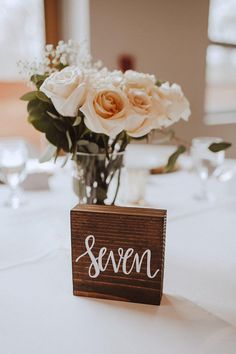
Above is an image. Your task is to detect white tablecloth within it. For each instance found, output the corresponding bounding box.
[0,145,236,354]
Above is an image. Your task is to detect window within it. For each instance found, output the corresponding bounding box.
[205,0,236,124]
[0,0,45,146]
[0,0,45,81]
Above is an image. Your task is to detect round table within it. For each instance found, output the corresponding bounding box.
[0,145,236,354]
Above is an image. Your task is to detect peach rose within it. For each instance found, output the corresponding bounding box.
[123,70,157,137]
[80,87,129,137]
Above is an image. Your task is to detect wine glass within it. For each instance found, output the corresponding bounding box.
[191,137,225,201]
[0,138,28,209]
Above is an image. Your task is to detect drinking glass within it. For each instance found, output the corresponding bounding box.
[191,137,225,201]
[0,138,28,208]
[120,167,149,205]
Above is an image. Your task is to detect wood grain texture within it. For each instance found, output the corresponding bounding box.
[71,205,166,306]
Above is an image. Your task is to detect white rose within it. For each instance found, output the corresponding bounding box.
[40,66,88,117]
[153,82,191,128]
[80,87,129,138]
[124,70,156,91]
[123,70,157,137]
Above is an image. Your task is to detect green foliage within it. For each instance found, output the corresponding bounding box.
[87,142,99,154]
[36,91,51,102]
[208,142,232,153]
[77,140,89,146]
[30,74,49,89]
[76,141,100,154]
[164,145,186,173]
[20,90,50,103]
[26,96,78,153]
[20,91,38,101]
[96,187,108,203]
[66,130,72,150]
[156,80,162,87]
[56,62,68,71]
[73,116,82,126]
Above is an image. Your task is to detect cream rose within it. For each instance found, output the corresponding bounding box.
[123,70,158,137]
[80,87,129,137]
[40,66,87,117]
[124,114,155,137]
[152,82,191,128]
[124,70,156,90]
[126,88,152,115]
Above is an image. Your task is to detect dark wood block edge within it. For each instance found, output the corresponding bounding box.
[71,204,166,218]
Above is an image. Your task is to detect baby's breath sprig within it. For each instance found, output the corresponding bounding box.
[18,39,103,84]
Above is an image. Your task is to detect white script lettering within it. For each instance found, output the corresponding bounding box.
[75,235,160,279]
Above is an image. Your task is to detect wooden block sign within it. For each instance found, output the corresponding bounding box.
[70,205,166,305]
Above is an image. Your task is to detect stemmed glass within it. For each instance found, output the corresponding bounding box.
[191,137,225,201]
[0,138,28,209]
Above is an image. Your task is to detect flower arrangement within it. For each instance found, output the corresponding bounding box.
[20,40,193,204]
[20,40,191,159]
[21,40,232,204]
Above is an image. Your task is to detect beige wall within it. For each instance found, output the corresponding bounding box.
[90,0,236,156]
[0,83,42,151]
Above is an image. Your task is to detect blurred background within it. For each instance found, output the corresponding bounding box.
[0,0,235,155]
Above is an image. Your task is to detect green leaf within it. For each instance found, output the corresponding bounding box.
[36,91,50,103]
[97,187,107,202]
[25,95,69,152]
[73,116,82,126]
[208,142,232,153]
[164,145,186,173]
[46,111,60,119]
[56,63,68,71]
[45,126,69,152]
[77,145,87,153]
[27,113,50,133]
[27,98,53,116]
[66,131,72,150]
[77,140,89,146]
[27,99,41,114]
[30,74,48,89]
[101,134,110,159]
[20,91,38,101]
[87,142,99,154]
[79,127,91,139]
[52,119,65,132]
[156,80,162,87]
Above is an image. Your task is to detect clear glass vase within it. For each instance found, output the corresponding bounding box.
[73,151,124,205]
